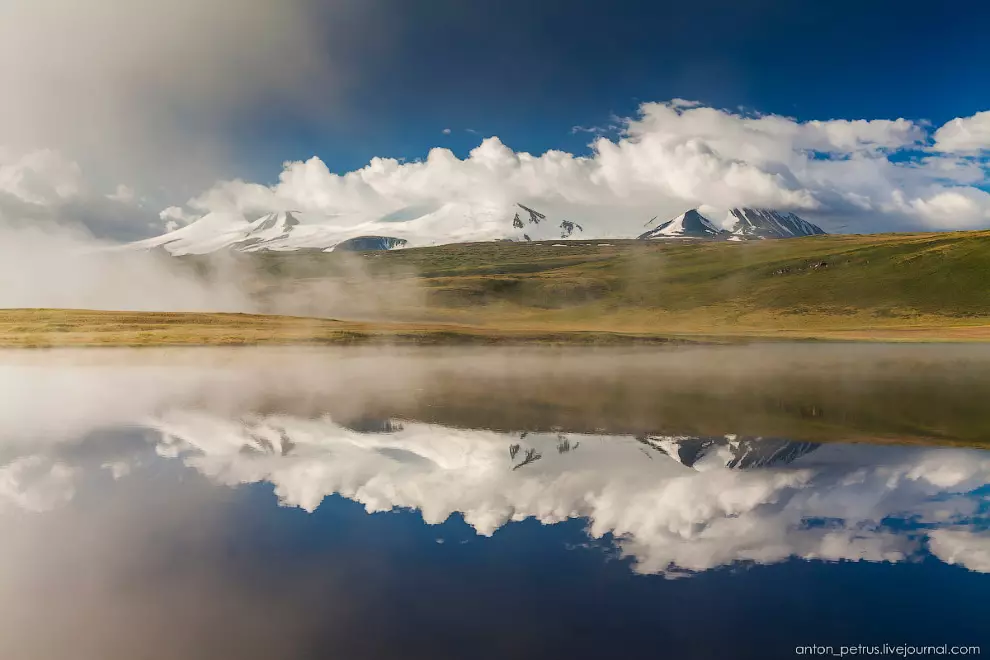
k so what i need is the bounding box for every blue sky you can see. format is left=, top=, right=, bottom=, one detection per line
left=237, top=0, right=990, bottom=179
left=1, top=0, right=989, bottom=239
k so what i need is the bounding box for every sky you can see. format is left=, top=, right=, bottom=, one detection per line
left=1, top=0, right=990, bottom=241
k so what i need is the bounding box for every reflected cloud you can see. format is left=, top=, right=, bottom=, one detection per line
left=0, top=455, right=76, bottom=513
left=6, top=406, right=989, bottom=578
left=0, top=347, right=989, bottom=580
left=146, top=415, right=990, bottom=577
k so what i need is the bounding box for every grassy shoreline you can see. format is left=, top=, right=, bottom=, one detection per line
left=0, top=309, right=691, bottom=348
left=3, top=308, right=990, bottom=347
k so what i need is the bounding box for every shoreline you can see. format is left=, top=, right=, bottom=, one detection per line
left=3, top=308, right=990, bottom=347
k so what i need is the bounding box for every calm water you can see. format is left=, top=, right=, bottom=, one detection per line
left=2, top=345, right=989, bottom=659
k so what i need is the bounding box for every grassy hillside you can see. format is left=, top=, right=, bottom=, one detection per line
left=6, top=230, right=990, bottom=345
left=235, top=230, right=990, bottom=338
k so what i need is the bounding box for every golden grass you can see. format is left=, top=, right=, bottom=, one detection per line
left=0, top=309, right=694, bottom=348
left=3, top=308, right=990, bottom=348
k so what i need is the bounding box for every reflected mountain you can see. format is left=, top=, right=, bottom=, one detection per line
left=4, top=410, right=989, bottom=579
left=339, top=418, right=404, bottom=434
left=638, top=434, right=819, bottom=469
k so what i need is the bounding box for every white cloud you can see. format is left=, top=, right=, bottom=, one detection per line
left=933, top=110, right=990, bottom=152
left=159, top=206, right=198, bottom=232
left=166, top=101, right=990, bottom=239
left=928, top=530, right=990, bottom=573
left=106, top=185, right=136, bottom=205
left=442, top=128, right=452, bottom=135
left=0, top=456, right=76, bottom=513
left=0, top=149, right=84, bottom=206
left=83, top=414, right=990, bottom=576
left=887, top=188, right=990, bottom=229
left=0, top=149, right=166, bottom=239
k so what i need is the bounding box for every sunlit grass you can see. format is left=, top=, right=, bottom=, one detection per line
left=7, top=230, right=990, bottom=346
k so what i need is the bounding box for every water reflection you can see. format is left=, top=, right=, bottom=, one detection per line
left=64, top=418, right=990, bottom=576
left=2, top=346, right=990, bottom=658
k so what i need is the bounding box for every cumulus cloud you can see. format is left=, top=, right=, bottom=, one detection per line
left=0, top=456, right=76, bottom=513
left=0, top=148, right=174, bottom=240
left=0, top=149, right=84, bottom=205
left=165, top=100, right=990, bottom=238
left=933, top=110, right=990, bottom=152
left=928, top=530, right=990, bottom=573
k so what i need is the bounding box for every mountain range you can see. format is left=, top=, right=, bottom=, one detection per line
left=637, top=434, right=820, bottom=470
left=638, top=207, right=826, bottom=241
left=127, top=203, right=825, bottom=255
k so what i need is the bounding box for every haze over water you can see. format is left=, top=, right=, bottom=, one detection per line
left=1, top=344, right=989, bottom=659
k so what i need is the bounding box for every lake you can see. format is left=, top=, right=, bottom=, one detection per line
left=1, top=345, right=988, bottom=659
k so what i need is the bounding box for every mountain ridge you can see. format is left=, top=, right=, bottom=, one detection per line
left=639, top=207, right=827, bottom=241
left=128, top=202, right=825, bottom=256
left=638, top=209, right=725, bottom=240
left=128, top=202, right=590, bottom=256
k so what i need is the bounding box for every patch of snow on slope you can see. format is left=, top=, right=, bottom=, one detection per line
left=639, top=209, right=724, bottom=239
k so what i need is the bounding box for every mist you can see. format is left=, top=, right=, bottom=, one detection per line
left=0, top=223, right=257, bottom=312
left=0, top=218, right=434, bottom=319
left=0, top=0, right=346, bottom=196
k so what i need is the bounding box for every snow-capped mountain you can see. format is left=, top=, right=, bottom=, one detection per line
left=128, top=202, right=583, bottom=255
left=126, top=201, right=823, bottom=256
left=127, top=210, right=402, bottom=255
left=639, top=207, right=826, bottom=242
left=638, top=209, right=726, bottom=239
left=726, top=208, right=826, bottom=239
left=638, top=434, right=819, bottom=470
left=510, top=203, right=584, bottom=241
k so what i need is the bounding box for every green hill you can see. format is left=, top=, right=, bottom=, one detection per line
left=233, top=230, right=990, bottom=340
left=7, top=231, right=990, bottom=346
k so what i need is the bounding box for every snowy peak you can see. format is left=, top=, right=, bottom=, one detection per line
left=727, top=208, right=826, bottom=239
left=127, top=208, right=411, bottom=256
left=638, top=207, right=826, bottom=242
left=638, top=435, right=819, bottom=470
left=253, top=211, right=299, bottom=233
left=638, top=209, right=725, bottom=240
left=510, top=203, right=584, bottom=241
left=230, top=211, right=302, bottom=250
left=130, top=201, right=586, bottom=255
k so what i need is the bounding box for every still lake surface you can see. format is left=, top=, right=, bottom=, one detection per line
left=1, top=344, right=989, bottom=659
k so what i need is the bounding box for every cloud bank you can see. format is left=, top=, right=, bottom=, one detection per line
left=146, top=100, right=990, bottom=239
left=4, top=101, right=990, bottom=241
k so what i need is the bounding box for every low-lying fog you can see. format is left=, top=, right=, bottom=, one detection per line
left=0, top=223, right=423, bottom=318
